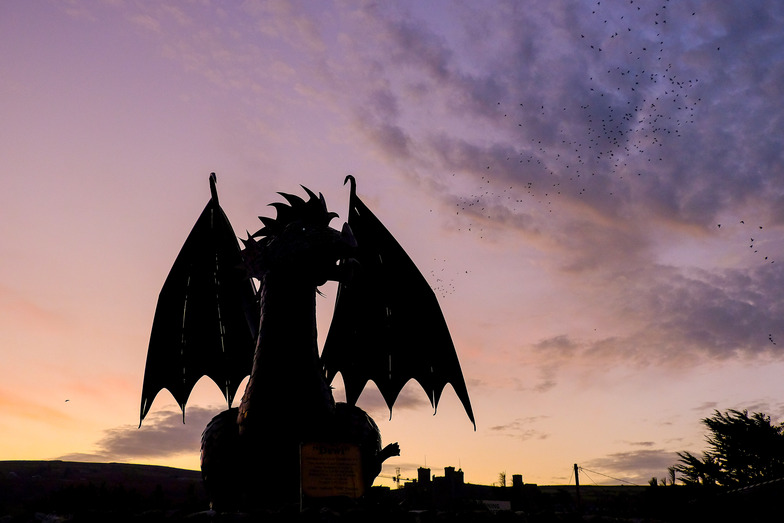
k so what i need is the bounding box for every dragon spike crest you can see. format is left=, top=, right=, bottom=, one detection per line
left=252, top=185, right=338, bottom=238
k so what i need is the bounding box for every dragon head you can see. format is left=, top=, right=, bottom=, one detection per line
left=241, top=186, right=356, bottom=287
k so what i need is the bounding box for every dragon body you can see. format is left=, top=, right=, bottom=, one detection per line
left=140, top=175, right=473, bottom=509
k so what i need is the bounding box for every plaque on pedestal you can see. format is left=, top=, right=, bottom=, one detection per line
left=300, top=442, right=364, bottom=499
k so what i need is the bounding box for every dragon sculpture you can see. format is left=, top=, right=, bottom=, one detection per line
left=139, top=174, right=474, bottom=509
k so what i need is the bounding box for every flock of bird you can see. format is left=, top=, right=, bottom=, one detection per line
left=452, top=0, right=704, bottom=236
left=716, top=221, right=777, bottom=265
left=429, top=257, right=462, bottom=298
left=441, top=1, right=779, bottom=344
left=450, top=1, right=776, bottom=264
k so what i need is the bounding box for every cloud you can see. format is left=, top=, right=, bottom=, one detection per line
left=337, top=0, right=784, bottom=236
left=533, top=379, right=557, bottom=394
left=59, top=0, right=784, bottom=242
left=56, top=452, right=113, bottom=462
left=534, top=335, right=580, bottom=357
left=635, top=267, right=784, bottom=358
left=583, top=448, right=680, bottom=485
left=535, top=259, right=784, bottom=373
left=354, top=112, right=413, bottom=163
left=127, top=13, right=161, bottom=33
left=608, top=264, right=784, bottom=364
left=79, top=0, right=783, bottom=255
left=489, top=416, right=550, bottom=441
left=63, top=406, right=218, bottom=462
left=692, top=401, right=719, bottom=412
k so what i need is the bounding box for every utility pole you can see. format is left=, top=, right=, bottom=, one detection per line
left=574, top=464, right=582, bottom=513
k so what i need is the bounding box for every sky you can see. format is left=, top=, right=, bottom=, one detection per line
left=2, top=0, right=783, bottom=488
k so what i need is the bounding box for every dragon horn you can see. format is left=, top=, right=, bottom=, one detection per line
left=277, top=192, right=306, bottom=208
left=300, top=186, right=318, bottom=202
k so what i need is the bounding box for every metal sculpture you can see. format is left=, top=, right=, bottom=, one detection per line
left=139, top=174, right=474, bottom=509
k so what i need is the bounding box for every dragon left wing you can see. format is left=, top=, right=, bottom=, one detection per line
left=322, top=176, right=475, bottom=428
left=139, top=174, right=257, bottom=425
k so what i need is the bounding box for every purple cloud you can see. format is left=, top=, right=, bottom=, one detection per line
left=583, top=448, right=679, bottom=485
left=60, top=406, right=218, bottom=462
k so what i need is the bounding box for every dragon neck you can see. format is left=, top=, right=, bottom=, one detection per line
left=238, top=273, right=334, bottom=434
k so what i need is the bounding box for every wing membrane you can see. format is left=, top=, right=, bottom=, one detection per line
left=139, top=175, right=257, bottom=424
left=322, top=176, right=475, bottom=428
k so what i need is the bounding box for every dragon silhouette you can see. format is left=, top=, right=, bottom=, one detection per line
left=139, top=174, right=474, bottom=509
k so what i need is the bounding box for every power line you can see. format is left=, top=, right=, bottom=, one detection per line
left=579, top=466, right=641, bottom=486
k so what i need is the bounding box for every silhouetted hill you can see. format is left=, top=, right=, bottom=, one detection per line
left=0, top=460, right=207, bottom=521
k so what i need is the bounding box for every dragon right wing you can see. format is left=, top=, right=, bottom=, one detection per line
left=139, top=174, right=258, bottom=425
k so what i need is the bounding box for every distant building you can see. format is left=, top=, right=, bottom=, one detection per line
left=398, top=466, right=542, bottom=513
left=417, top=467, right=430, bottom=484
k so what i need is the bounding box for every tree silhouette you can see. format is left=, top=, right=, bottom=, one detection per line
left=674, top=409, right=784, bottom=487
left=497, top=471, right=507, bottom=487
